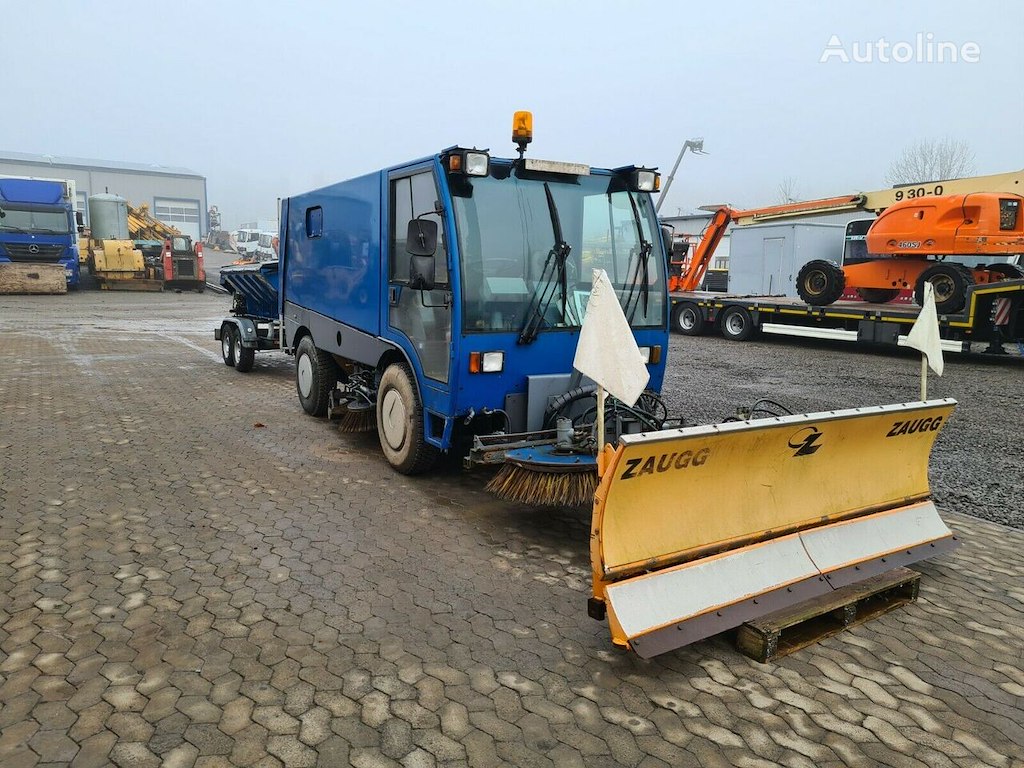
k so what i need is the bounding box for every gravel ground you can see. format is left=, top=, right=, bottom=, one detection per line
left=660, top=332, right=1024, bottom=529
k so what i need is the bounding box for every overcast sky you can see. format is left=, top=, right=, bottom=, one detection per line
left=3, top=1, right=1021, bottom=229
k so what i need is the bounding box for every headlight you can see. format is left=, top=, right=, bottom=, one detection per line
left=469, top=351, right=504, bottom=373
left=482, top=351, right=504, bottom=372
left=637, top=345, right=662, bottom=364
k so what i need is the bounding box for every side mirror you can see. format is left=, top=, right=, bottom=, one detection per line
left=660, top=224, right=674, bottom=260
left=409, top=255, right=436, bottom=291
left=406, top=218, right=438, bottom=257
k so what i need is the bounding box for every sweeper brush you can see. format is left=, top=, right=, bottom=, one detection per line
left=335, top=402, right=377, bottom=433
left=486, top=451, right=598, bottom=507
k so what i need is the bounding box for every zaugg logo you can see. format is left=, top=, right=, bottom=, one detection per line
left=887, top=416, right=943, bottom=437
left=619, top=448, right=710, bottom=480
left=788, top=427, right=823, bottom=457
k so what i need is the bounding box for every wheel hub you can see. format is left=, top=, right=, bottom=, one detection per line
left=380, top=389, right=407, bottom=450
left=297, top=354, right=314, bottom=397
left=807, top=272, right=826, bottom=294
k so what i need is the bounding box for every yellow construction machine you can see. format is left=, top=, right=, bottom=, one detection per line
left=79, top=194, right=178, bottom=290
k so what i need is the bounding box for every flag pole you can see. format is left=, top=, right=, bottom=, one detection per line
left=596, top=384, right=606, bottom=466
left=920, top=354, right=927, bottom=400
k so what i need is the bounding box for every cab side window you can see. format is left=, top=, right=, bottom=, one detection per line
left=390, top=172, right=448, bottom=284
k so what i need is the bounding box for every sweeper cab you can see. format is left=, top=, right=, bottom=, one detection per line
left=265, top=113, right=959, bottom=658
left=276, top=112, right=674, bottom=502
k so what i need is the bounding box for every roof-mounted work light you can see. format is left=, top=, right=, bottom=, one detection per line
left=615, top=165, right=661, bottom=193
left=445, top=148, right=490, bottom=177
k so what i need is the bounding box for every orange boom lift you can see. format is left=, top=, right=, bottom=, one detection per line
left=796, top=193, right=1024, bottom=313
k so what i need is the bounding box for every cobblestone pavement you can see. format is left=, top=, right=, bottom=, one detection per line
left=1, top=292, right=1022, bottom=768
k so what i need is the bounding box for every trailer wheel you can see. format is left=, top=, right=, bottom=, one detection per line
left=235, top=340, right=255, bottom=373
left=915, top=263, right=974, bottom=314
left=856, top=288, right=900, bottom=304
left=719, top=306, right=756, bottom=342
left=672, top=302, right=705, bottom=336
left=295, top=335, right=338, bottom=417
left=221, top=324, right=236, bottom=367
left=986, top=263, right=1023, bottom=281
left=377, top=363, right=438, bottom=475
left=796, top=260, right=845, bottom=306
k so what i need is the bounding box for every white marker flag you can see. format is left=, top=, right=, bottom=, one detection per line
left=905, top=281, right=944, bottom=377
left=573, top=269, right=650, bottom=406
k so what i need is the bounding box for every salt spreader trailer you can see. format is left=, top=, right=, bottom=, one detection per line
left=214, top=114, right=960, bottom=658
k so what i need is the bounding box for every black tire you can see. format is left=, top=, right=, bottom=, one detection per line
left=376, top=363, right=438, bottom=475
left=671, top=302, right=705, bottom=336
left=796, top=260, right=846, bottom=306
left=856, top=288, right=901, bottom=304
left=235, top=341, right=255, bottom=373
left=915, top=263, right=974, bottom=314
left=221, top=324, right=236, bottom=367
left=295, top=335, right=338, bottom=417
left=719, top=306, right=756, bottom=342
left=987, top=263, right=1023, bottom=281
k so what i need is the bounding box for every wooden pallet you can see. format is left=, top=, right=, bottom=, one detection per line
left=0, top=263, right=67, bottom=294
left=735, top=567, right=921, bottom=663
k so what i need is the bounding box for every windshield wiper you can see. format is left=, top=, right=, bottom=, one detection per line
left=621, top=192, right=653, bottom=323
left=29, top=228, right=68, bottom=235
left=0, top=224, right=31, bottom=234
left=518, top=182, right=573, bottom=344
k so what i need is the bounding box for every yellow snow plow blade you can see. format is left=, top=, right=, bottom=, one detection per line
left=590, top=399, right=958, bottom=658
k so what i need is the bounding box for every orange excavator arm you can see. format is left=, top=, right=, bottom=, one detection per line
left=670, top=207, right=734, bottom=292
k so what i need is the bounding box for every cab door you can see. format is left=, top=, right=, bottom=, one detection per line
left=387, top=167, right=452, bottom=385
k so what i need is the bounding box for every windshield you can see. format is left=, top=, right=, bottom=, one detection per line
left=452, top=167, right=665, bottom=333
left=172, top=236, right=191, bottom=252
left=0, top=204, right=71, bottom=234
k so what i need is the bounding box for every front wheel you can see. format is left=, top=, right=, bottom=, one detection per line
left=377, top=363, right=438, bottom=475
left=915, top=263, right=974, bottom=314
left=295, top=335, right=338, bottom=416
left=719, top=306, right=756, bottom=341
left=672, top=302, right=705, bottom=336
left=796, top=260, right=845, bottom=306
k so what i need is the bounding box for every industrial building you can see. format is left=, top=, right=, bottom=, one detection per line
left=0, top=151, right=207, bottom=240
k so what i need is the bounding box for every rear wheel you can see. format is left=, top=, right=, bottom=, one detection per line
left=719, top=306, right=756, bottom=341
left=986, top=263, right=1023, bottom=281
left=377, top=363, right=438, bottom=474
left=856, top=287, right=900, bottom=304
left=915, top=263, right=974, bottom=314
left=221, top=324, right=236, bottom=367
left=796, top=260, right=846, bottom=306
left=295, top=335, right=338, bottom=416
left=671, top=302, right=705, bottom=336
